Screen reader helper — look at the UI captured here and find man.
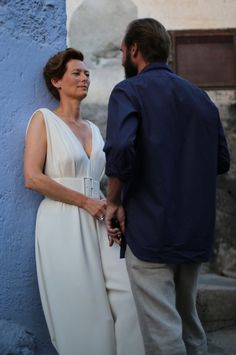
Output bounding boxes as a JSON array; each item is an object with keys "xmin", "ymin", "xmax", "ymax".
[{"xmin": 104, "ymin": 18, "xmax": 230, "ymax": 355}]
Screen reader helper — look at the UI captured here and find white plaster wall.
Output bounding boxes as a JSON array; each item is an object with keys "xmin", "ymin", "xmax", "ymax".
[
  {"xmin": 85, "ymin": 65, "xmax": 124, "ymax": 104},
  {"xmin": 66, "ymin": 0, "xmax": 137, "ymax": 104},
  {"xmin": 67, "ymin": 0, "xmax": 236, "ymax": 32},
  {"xmin": 66, "ymin": 0, "xmax": 83, "ymax": 31},
  {"xmin": 66, "ymin": 0, "xmax": 236, "ymax": 105},
  {"xmin": 133, "ymin": 0, "xmax": 236, "ymax": 29}
]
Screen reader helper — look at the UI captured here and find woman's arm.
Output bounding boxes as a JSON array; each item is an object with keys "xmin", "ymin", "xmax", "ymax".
[{"xmin": 24, "ymin": 111, "xmax": 106, "ymax": 218}]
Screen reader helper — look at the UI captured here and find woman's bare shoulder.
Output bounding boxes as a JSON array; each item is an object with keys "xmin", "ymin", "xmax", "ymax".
[{"xmin": 26, "ymin": 109, "xmax": 46, "ymax": 134}]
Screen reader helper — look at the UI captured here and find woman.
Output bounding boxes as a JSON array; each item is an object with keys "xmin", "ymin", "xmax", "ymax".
[{"xmin": 24, "ymin": 48, "xmax": 144, "ymax": 355}]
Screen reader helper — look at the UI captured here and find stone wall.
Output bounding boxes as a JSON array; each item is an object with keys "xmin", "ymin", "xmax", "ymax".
[
  {"xmin": 0, "ymin": 0, "xmax": 66, "ymax": 354},
  {"xmin": 208, "ymin": 91, "xmax": 236, "ymax": 277}
]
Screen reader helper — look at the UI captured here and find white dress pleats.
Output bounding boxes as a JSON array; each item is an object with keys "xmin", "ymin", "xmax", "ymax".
[{"xmin": 32, "ymin": 108, "xmax": 145, "ymax": 355}]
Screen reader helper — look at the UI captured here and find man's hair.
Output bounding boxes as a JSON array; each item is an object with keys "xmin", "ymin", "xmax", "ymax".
[
  {"xmin": 124, "ymin": 18, "xmax": 170, "ymax": 63},
  {"xmin": 43, "ymin": 47, "xmax": 84, "ymax": 100}
]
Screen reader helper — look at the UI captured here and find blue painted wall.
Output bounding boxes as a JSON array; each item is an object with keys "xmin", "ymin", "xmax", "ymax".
[{"xmin": 0, "ymin": 1, "xmax": 66, "ymax": 353}]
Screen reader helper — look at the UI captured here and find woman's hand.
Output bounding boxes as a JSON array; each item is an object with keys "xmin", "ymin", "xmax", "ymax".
[{"xmin": 82, "ymin": 197, "xmax": 107, "ymax": 220}]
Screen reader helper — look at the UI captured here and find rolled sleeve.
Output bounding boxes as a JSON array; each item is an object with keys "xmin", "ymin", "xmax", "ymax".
[{"xmin": 104, "ymin": 82, "xmax": 139, "ymax": 181}]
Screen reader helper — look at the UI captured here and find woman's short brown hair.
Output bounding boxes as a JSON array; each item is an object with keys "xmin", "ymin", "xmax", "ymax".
[{"xmin": 43, "ymin": 47, "xmax": 84, "ymax": 100}]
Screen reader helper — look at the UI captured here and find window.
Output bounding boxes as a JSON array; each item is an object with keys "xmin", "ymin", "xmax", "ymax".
[{"xmin": 169, "ymin": 29, "xmax": 236, "ymax": 89}]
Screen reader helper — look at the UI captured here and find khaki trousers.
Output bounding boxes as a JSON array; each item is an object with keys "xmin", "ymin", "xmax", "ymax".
[{"xmin": 125, "ymin": 246, "xmax": 207, "ymax": 355}]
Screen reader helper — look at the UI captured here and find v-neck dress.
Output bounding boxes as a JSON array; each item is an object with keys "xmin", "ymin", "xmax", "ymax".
[{"xmin": 30, "ymin": 108, "xmax": 144, "ymax": 355}]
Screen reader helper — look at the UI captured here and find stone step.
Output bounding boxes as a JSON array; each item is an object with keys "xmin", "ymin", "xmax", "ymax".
[
  {"xmin": 197, "ymin": 273, "xmax": 236, "ymax": 331},
  {"xmin": 207, "ymin": 326, "xmax": 236, "ymax": 355}
]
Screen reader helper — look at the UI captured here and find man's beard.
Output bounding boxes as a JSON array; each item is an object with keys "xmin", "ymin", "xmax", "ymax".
[{"xmin": 124, "ymin": 50, "xmax": 138, "ymax": 78}]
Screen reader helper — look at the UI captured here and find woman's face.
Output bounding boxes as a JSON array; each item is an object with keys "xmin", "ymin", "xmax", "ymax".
[{"xmin": 55, "ymin": 59, "xmax": 90, "ymax": 101}]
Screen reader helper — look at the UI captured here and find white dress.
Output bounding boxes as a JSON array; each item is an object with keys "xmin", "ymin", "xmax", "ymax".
[{"xmin": 31, "ymin": 109, "xmax": 144, "ymax": 355}]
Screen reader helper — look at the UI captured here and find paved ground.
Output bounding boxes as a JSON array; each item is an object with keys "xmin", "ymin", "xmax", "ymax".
[{"xmin": 207, "ymin": 326, "xmax": 236, "ymax": 355}]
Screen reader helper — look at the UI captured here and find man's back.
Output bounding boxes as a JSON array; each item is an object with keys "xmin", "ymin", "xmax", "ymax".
[
  {"xmin": 105, "ymin": 62, "xmax": 229, "ymax": 263},
  {"xmin": 104, "ymin": 19, "xmax": 230, "ymax": 355}
]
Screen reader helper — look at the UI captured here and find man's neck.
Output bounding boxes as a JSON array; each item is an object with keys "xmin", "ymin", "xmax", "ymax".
[{"xmin": 135, "ymin": 56, "xmax": 150, "ymax": 74}]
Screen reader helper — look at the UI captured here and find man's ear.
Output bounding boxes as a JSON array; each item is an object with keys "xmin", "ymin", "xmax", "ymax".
[
  {"xmin": 131, "ymin": 43, "xmax": 139, "ymax": 59},
  {"xmin": 51, "ymin": 78, "xmax": 62, "ymax": 90}
]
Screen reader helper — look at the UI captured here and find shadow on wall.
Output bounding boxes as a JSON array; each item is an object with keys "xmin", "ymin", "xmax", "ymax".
[{"xmin": 69, "ymin": 0, "xmax": 137, "ymax": 66}]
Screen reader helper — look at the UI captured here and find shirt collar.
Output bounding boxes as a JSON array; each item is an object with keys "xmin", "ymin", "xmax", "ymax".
[{"xmin": 139, "ymin": 62, "xmax": 172, "ymax": 75}]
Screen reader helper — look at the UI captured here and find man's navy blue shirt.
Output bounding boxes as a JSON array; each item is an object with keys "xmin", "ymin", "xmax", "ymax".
[{"xmin": 104, "ymin": 63, "xmax": 230, "ymax": 263}]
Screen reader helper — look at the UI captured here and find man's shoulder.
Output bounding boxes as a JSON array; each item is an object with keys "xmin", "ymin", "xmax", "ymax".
[
  {"xmin": 110, "ymin": 78, "xmax": 139, "ymax": 102},
  {"xmin": 169, "ymin": 72, "xmax": 216, "ymax": 103},
  {"xmin": 113, "ymin": 77, "xmax": 138, "ymax": 91},
  {"xmin": 170, "ymin": 71, "xmax": 205, "ymax": 93}
]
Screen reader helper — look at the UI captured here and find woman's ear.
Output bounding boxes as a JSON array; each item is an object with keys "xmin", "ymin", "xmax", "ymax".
[{"xmin": 51, "ymin": 78, "xmax": 62, "ymax": 90}]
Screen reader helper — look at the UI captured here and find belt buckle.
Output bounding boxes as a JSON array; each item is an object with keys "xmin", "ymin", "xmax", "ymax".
[
  {"xmin": 84, "ymin": 177, "xmax": 93, "ymax": 197},
  {"xmin": 83, "ymin": 177, "xmax": 100, "ymax": 198},
  {"xmin": 92, "ymin": 180, "xmax": 99, "ymax": 199}
]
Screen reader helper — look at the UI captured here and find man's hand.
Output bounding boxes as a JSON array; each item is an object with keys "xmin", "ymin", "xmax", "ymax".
[
  {"xmin": 105, "ymin": 203, "xmax": 125, "ymax": 246},
  {"xmin": 105, "ymin": 176, "xmax": 125, "ymax": 246}
]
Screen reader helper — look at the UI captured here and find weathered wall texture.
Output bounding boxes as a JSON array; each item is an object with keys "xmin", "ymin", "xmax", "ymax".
[
  {"xmin": 210, "ymin": 89, "xmax": 236, "ymax": 277},
  {"xmin": 67, "ymin": 0, "xmax": 236, "ymax": 276},
  {"xmin": 0, "ymin": 0, "xmax": 66, "ymax": 354}
]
